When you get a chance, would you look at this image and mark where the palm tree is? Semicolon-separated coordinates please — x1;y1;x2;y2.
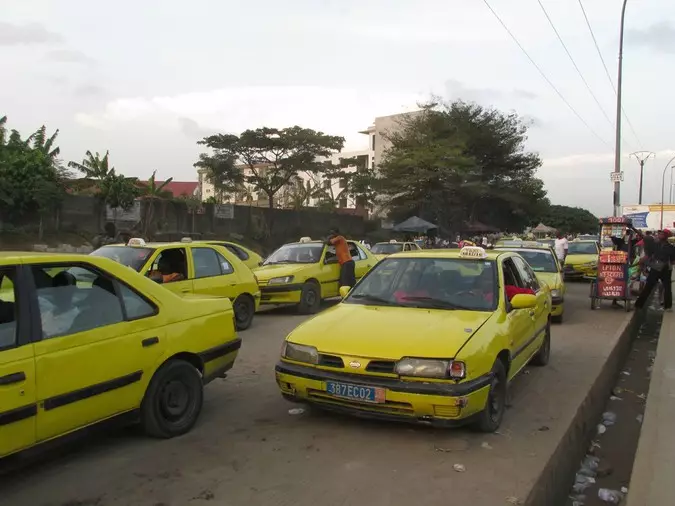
68;150;113;180
27;125;61;160
142;170;173;236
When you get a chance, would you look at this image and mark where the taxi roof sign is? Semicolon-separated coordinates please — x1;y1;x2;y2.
180;237;193;243
299;236;312;243
389;239;398;243
459;246;488;260
127;238;146;246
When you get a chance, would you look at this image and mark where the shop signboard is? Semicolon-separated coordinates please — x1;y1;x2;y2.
597;262;625;298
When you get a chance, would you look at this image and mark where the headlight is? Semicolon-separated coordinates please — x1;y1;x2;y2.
395;358;466;380
281;342;318;364
268;276;294;285
550;289;560;298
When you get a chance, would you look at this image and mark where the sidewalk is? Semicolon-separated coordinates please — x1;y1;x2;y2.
626;311;675;505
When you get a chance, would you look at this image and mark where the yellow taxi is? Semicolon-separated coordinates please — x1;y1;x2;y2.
254;237;378;314
275;246;551;431
563;239;600;280
495;242;566;323
195;240;263;271
91;238;260;330
370;240;422;261
0;252;240;459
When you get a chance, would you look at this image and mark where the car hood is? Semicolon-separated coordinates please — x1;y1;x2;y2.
373;254;389;261
535;271;562;290
565;254;597;265
253;263;314;281
286;303;494;359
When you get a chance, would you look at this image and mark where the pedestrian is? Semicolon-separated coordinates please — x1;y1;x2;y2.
554;232;568;263
326;228;356;289
635;229;675;311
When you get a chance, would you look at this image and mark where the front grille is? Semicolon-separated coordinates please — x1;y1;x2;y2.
319;354;344;368
257;279;269;286
366;360;396;374
433;405;460;418
307;389;414;415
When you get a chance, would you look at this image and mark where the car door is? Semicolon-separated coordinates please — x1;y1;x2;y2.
191;246;237;300
512;255;549;335
144;247;193;295
319;245;341;298
349;242;374;280
29;261;165;443
0;266;38;458
501;258;535;376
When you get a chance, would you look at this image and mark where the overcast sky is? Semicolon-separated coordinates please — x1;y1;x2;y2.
2;0;674;216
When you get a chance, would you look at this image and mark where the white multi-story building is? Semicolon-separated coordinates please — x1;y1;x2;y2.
359;110;423;171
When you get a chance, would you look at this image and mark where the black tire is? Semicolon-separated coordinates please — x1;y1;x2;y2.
297;281;321;315
551;313;563;324
474;359;507;433
233;294;255;331
141;360;204;439
531;323;551;366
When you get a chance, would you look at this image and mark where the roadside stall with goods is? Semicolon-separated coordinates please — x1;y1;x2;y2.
590;217;637;311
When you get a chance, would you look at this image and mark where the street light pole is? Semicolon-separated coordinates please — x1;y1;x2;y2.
630;151;655;205
613;0;628;216
659;155;675;229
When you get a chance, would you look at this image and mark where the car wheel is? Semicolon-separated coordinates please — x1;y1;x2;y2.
551;313;563;324
531;323;551;366
141;359;204;439
233;294;255;331
474;359;507;433
298;281;321;315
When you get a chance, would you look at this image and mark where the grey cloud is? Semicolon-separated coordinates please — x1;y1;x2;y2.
74;84;105;97
178;117;213;139
627;21;675;54
44;49;96;64
445;79;538;103
0;22;63;45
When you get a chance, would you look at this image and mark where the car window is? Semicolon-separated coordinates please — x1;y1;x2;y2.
502;258;526;289
223;243;249;261
192;247;223;278
403;244;411;251
148;248;188;283
347;242;364;261
265;243;323;265
568;242;599;255
371;243;404;255
0;269;18;350
117;283;156;320
345;257;497;311
91;246;154;271
215;251;234;274
355;243;368;260
31;265;124;340
512;257;541;291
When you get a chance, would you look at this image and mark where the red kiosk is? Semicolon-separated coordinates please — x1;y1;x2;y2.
590;216;634;311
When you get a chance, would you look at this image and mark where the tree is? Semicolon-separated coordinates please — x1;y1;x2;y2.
378;101;548;233
100;172;140;222
533;205;598;234
68;150;113;180
195;126;345;208
142;170;173;236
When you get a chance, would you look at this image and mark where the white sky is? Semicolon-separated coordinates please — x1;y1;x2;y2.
2;0;674;216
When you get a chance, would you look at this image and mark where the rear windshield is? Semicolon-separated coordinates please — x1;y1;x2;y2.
517;251;558;273
90;246;154;271
568;242;599;255
371;243;404;254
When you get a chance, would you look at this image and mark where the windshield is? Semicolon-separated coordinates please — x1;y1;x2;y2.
90;246;154;271
371;243;404;255
264;243;324;265
539;239;555;248
568;242;599;255
345;257;497;311
516;251;557;272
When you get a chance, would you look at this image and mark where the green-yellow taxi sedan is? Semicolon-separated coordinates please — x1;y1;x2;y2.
370;241;422;261
91;238;260;330
564;240;600;280
275;246;551;431
196;240;264;271
0;252;240;459
495;243;566;323
254;237;377;314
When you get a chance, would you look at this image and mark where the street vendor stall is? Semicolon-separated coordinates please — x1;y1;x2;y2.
590;217;636;311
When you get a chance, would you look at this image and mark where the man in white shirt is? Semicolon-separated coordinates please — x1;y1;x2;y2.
554;233;568;262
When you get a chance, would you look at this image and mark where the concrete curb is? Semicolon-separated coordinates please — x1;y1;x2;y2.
626;312;675;506
524;311;637;506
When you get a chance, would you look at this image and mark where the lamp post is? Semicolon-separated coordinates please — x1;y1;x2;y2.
631;151;655;204
659;155;675;229
613;0;629;216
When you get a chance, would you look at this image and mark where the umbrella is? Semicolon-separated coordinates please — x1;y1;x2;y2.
532;223;556;234
392;216;438;233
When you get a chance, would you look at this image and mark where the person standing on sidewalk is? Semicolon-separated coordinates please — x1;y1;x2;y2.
635;230;675;311
554;233;568;263
327;228;355;288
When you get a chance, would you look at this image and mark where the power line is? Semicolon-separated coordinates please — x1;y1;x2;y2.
577;0;644;149
481;0;611;148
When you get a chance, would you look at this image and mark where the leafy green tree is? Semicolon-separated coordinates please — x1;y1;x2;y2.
378;101;548;232
142;170;173;236
533;205;598;234
195;126;345;208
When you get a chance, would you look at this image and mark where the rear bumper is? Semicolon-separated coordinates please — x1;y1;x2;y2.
199;339;242;384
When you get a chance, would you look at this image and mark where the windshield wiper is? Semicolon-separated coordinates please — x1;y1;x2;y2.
398;296;473;310
349;294;393;305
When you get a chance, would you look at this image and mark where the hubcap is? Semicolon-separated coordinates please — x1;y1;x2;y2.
305;290;317;305
160;379;190;420
236;301;249;323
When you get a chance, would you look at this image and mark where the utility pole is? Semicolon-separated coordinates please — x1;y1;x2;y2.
613;0;628;216
630;151;655;204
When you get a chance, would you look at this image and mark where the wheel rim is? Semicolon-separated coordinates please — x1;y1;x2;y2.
305;289;317;306
235;299;250;325
159;379;191;421
488;376;504;422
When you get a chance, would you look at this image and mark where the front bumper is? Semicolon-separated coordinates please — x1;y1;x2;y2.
275;361;491;426
564;266;597;279
259;284;303;305
551;297;564;316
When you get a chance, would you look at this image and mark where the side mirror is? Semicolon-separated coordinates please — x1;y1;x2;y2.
339;286;351;299
510;294;537;309
149;272;163;284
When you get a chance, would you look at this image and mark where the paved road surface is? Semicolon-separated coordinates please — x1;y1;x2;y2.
1;283;630;506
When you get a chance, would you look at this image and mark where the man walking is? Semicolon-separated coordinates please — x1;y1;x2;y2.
327;228;355;289
554;232;568;263
635;230;675;311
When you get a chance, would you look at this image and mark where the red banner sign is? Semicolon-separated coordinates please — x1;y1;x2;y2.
598;263;626;298
599;251;627;264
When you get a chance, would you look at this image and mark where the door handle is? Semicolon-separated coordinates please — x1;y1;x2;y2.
529;311;535;317
0;372;26;386
142;337;160;347
181;289;190;293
